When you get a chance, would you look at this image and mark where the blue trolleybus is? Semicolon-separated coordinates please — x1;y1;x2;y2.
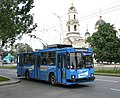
17;44;95;85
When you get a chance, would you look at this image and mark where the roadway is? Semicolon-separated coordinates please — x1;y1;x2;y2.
0;69;120;98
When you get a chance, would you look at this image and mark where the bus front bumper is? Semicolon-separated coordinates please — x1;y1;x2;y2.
67;76;95;82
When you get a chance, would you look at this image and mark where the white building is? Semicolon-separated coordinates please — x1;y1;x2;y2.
63;3;90;48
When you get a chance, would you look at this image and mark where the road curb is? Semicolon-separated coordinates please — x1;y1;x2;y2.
95;74;120;77
0;76;21;86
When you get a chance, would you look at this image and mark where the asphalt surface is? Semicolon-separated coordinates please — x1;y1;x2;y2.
0;69;120;98
0;69;21;86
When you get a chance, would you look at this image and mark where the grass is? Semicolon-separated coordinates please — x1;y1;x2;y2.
95;67;120;76
0;76;10;82
0;66;16;69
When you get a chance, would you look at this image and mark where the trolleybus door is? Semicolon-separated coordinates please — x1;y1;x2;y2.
18;55;24;76
57;52;67;84
34;53;41;79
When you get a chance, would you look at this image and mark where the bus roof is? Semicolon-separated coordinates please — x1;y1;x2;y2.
46;44;72;49
17;44;92;55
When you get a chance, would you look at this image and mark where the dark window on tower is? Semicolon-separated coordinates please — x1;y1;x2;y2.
74;15;76;19
74;25;77;31
68;26;70;31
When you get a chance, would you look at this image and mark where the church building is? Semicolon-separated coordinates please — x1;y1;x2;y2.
63;2;90;48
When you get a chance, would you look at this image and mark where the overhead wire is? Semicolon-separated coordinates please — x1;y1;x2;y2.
40;1;120;31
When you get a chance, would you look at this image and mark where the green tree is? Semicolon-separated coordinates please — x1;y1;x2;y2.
0;0;37;46
14;43;33;54
86;23;120;63
1;43;33;58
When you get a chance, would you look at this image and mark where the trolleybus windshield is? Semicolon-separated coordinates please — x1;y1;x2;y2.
69;52;93;69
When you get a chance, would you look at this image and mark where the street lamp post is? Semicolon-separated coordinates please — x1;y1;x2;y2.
118;28;120;38
53;13;63;44
0;40;4;66
54;30;61;44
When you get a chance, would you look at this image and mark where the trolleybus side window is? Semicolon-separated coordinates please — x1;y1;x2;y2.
63;54;66;68
70;53;76;69
19;55;24;66
37;55;41;66
48;51;56;65
41;52;47;65
66;53;70;69
28;54;35;65
24;54;29;64
57;54;60;68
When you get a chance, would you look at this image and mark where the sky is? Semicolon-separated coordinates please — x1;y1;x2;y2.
19;0;120;50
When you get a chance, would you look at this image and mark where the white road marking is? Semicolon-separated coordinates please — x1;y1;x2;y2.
95;79;118;83
6;72;15;75
110;88;120;92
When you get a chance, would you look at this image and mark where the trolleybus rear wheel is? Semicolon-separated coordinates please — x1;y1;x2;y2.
50;73;56;85
25;71;30;80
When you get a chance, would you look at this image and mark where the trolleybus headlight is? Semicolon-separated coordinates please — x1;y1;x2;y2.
68;65;73;69
90;73;94;77
68;65;70;69
71;75;75;79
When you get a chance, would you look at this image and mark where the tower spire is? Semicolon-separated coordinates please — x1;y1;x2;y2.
71;0;73;6
86;24;88;32
99;9;102;19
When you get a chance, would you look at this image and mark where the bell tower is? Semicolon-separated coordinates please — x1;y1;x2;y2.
64;1;81;44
